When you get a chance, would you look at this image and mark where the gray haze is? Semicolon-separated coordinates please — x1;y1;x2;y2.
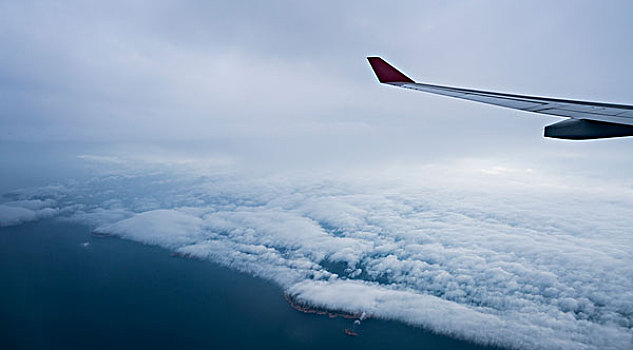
2;0;633;173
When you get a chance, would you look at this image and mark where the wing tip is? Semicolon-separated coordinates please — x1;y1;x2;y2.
367;57;414;83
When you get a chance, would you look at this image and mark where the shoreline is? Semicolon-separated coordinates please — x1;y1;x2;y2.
1;218;499;350
284;293;369;321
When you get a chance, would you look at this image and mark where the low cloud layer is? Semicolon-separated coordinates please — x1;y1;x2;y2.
3;155;632;350
0;199;58;226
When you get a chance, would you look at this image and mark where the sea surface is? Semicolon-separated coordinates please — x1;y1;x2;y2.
0;219;493;350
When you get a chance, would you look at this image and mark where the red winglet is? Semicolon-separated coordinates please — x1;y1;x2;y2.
367;57;414;83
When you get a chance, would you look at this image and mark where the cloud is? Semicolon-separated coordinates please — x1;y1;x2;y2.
286;278;622;350
5;156;632;349
0;199;58;226
96;209;205;249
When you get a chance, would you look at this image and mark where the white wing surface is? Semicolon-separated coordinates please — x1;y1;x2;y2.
367;57;633;139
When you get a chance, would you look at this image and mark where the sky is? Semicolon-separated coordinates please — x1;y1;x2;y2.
2;0;633;172
2;1;633;349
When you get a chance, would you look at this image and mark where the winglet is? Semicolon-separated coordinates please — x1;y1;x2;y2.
367;57;414;83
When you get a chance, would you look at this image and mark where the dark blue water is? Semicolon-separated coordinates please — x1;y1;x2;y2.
0;219;498;350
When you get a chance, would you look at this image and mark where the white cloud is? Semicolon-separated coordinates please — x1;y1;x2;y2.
96;209;204;249
0;199;58;226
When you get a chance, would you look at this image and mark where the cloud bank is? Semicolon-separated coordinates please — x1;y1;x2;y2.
0;199;58;226
3;156;632;350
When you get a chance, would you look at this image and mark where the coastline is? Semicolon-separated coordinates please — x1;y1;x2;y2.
0;218;498;350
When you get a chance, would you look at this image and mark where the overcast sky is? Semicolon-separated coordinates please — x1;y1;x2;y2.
2;0;633;172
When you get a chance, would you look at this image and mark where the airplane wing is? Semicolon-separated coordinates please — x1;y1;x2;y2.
367;56;633;139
